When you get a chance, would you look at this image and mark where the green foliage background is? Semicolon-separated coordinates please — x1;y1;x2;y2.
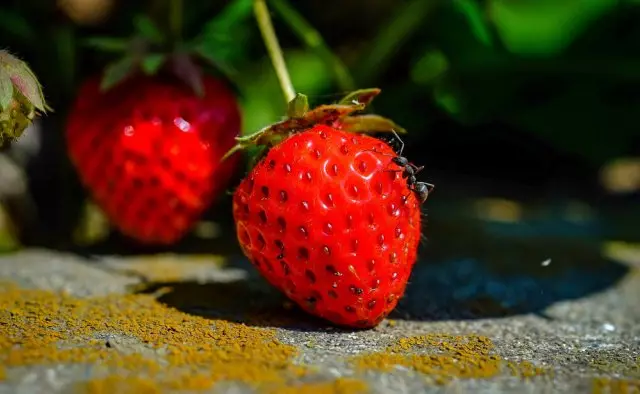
2;0;639;166
0;0;639;250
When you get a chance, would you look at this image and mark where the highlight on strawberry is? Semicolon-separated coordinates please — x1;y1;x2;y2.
64;5;242;245
225;0;434;329
0;50;51;147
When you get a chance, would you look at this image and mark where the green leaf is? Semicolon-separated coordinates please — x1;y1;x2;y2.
506;82;636;165
53;27;76;100
411;49;449;85
196;0;253;68
287;93;309;118
357;0;437;85
141;54;166;75
337;89;381;107
270;0;356;91
0;68;14;111
203;0;253;31
101;57;135;91
83;37;130;52
339;114;407;135
488;0;617;56
133;14;164;44
433;81;463;117
238;50;333;137
453;0;494;46
194;44;239;83
0;9;36;43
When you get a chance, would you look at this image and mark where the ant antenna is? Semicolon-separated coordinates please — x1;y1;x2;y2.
390;129;405;156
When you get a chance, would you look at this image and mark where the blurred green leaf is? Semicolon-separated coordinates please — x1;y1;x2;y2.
101;56;135;91
203;0;253;32
270;0;355;91
453;0;494;47
0;9;35;43
358;0;437;85
488;0;617;56
238;50;333;137
411;49;449;85
53;27;76;96
197;0;252;62
193;45;239;84
133;14;165;44
433;81;463;117
506;83;636;164
141;54;166;75
83;37;129;52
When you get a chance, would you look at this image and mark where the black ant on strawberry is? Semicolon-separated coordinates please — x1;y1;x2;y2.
373;130;434;203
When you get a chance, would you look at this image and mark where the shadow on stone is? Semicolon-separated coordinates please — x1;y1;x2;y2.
133;232;630;330
133;258;352;332
392;233;631;321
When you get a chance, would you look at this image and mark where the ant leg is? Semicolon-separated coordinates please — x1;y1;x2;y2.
408;163;424;173
422;182;435;191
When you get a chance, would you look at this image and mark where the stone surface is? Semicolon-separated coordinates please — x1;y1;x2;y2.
0;245;638;394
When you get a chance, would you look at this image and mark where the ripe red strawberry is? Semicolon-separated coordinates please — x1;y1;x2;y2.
232;124;423;328
66;72;241;244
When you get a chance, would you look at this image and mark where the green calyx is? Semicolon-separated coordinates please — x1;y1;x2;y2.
84;15;204;96
0;50;51;146
83;0;238;97
221;88;407;163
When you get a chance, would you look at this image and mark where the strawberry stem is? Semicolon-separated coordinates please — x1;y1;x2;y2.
269;0;356;92
253;0;296;103
169;0;183;43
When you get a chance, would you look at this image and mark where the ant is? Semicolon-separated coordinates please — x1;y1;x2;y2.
374;130;435;203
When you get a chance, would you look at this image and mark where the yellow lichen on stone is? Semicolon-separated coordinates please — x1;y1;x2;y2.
351;334;545;384
0;282;306;392
269;378;369;394
74;376;162;394
591;377;640;394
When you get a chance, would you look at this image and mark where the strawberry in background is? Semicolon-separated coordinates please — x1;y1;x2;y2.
65;4;242;246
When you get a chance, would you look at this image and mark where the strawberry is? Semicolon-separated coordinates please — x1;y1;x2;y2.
229;91;428;328
64;6;243;245
66;72;240;244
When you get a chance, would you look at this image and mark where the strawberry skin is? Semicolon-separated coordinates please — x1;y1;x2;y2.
66;74;241;245
232;125;422;328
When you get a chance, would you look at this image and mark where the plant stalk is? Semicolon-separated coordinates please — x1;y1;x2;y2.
253;0;296;103
269;0;355;92
169;0;183;42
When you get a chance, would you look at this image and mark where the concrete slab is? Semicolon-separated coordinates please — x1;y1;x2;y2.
0;247;638;393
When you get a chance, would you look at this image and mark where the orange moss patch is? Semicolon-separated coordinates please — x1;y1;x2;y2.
75;376;369;394
0;282;307;392
592;377;640;394
268;378;369;394
74;376;162;394
350;334;546;385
